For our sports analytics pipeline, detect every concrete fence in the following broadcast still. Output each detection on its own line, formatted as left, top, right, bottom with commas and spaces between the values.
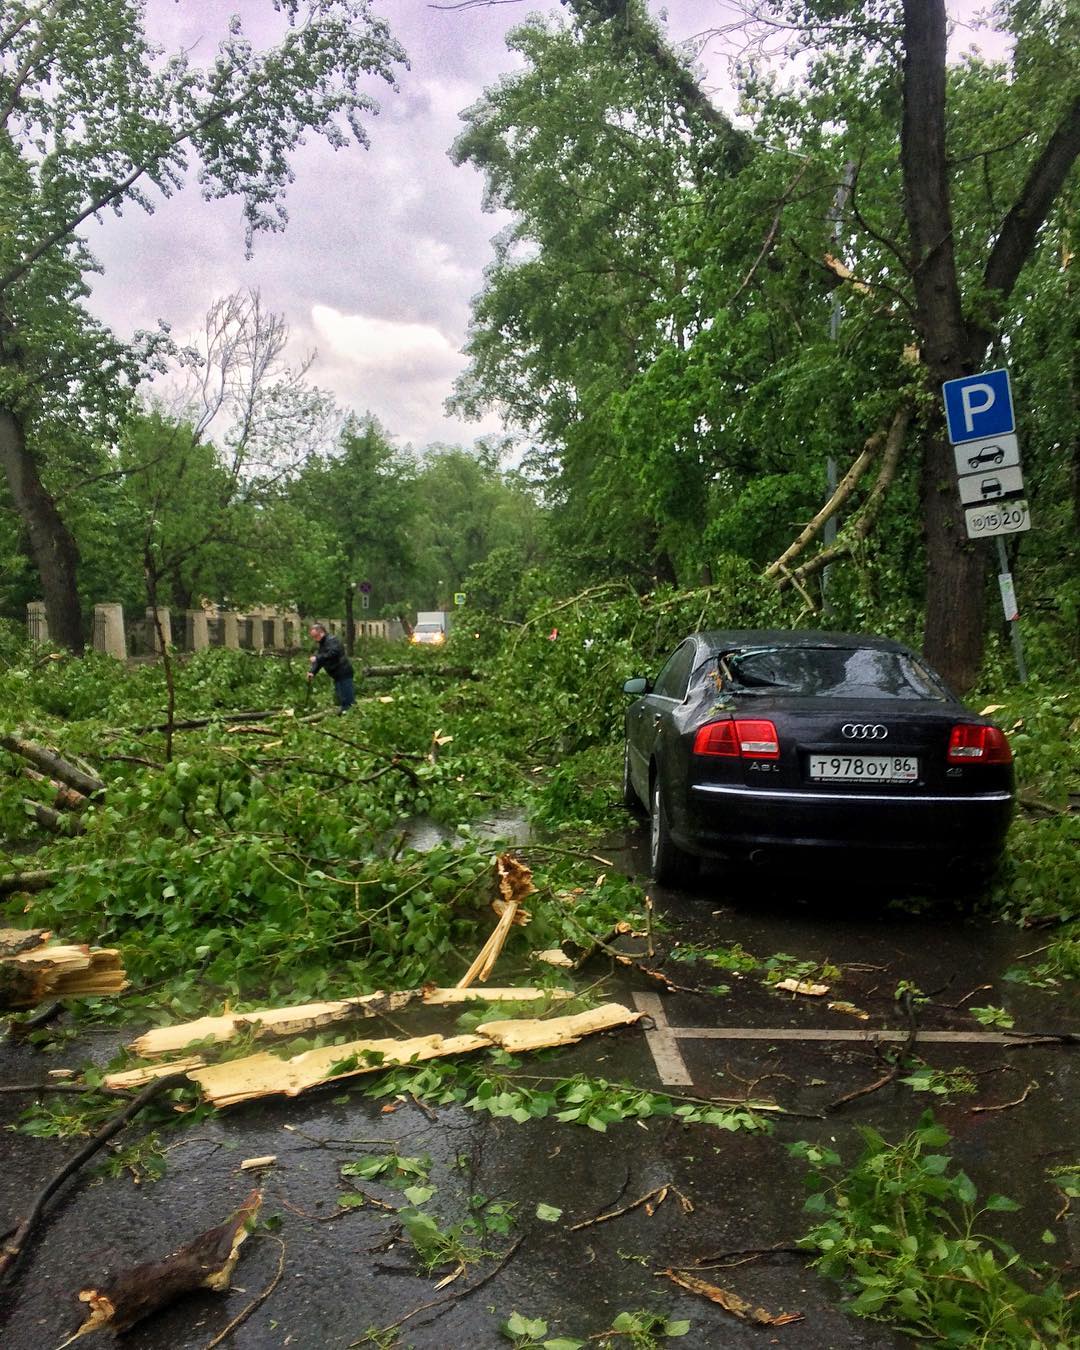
27, 601, 403, 658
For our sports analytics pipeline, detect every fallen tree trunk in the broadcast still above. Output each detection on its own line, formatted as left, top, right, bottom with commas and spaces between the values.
0, 927, 51, 956
0, 941, 126, 1009
69, 1191, 262, 1340
21, 767, 87, 811
21, 796, 86, 836
0, 734, 104, 796
0, 868, 62, 896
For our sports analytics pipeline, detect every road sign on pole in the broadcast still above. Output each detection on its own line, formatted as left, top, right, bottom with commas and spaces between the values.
942, 368, 1015, 444
943, 368, 1028, 683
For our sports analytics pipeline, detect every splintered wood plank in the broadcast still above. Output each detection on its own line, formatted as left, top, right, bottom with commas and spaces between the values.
128, 987, 572, 1058
103, 1057, 207, 1090
189, 1034, 490, 1108
476, 1003, 641, 1053
126, 991, 419, 1058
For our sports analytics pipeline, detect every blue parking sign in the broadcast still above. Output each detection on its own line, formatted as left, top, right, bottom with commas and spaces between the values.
942, 368, 1015, 444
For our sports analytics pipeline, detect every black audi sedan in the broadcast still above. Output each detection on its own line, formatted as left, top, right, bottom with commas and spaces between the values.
621, 631, 1014, 883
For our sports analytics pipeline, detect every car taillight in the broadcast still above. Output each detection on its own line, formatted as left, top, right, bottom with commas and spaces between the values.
694, 718, 780, 759
947, 724, 1012, 764
693, 721, 739, 756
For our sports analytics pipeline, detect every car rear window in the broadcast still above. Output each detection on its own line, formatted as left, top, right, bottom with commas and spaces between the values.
721, 646, 946, 700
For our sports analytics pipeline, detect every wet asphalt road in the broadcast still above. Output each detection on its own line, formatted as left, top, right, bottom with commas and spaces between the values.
1, 822, 1076, 1349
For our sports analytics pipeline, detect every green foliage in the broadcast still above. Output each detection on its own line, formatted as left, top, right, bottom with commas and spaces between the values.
501, 1309, 688, 1350
898, 1066, 977, 1098
340, 1153, 431, 1188
365, 1061, 770, 1137
670, 941, 760, 974
792, 1114, 1076, 1345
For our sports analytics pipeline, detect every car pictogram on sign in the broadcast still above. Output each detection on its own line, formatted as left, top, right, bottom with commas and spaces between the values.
968, 444, 1006, 469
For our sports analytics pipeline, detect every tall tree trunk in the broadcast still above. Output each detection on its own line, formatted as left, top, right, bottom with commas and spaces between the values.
921, 430, 987, 692
901, 0, 984, 691
0, 406, 84, 653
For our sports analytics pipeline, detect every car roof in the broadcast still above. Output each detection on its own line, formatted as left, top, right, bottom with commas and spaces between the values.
694, 629, 916, 656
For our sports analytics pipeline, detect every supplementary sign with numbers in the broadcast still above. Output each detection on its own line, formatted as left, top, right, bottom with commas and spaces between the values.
965, 498, 1030, 539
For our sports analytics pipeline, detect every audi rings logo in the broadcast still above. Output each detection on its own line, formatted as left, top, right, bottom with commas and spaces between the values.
841, 723, 888, 740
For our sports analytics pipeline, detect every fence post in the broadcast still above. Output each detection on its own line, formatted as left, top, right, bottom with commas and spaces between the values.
187, 610, 209, 652
220, 611, 241, 649
26, 601, 49, 644
93, 604, 127, 659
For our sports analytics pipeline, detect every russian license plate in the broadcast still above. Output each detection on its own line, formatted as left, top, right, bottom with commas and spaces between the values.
809, 755, 919, 783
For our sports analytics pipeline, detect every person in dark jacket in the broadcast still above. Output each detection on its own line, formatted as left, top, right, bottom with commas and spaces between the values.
306, 622, 355, 712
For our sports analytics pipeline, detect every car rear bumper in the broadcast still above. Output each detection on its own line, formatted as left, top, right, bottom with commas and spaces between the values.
678, 782, 1013, 859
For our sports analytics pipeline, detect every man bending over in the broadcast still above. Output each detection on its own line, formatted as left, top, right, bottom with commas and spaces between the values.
306, 622, 355, 712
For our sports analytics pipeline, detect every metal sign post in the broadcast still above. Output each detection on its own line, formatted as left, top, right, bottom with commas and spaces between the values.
941, 368, 1029, 683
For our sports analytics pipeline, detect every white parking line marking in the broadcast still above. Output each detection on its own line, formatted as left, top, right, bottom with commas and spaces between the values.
634, 997, 1053, 1087
670, 1028, 1048, 1044
632, 992, 692, 1085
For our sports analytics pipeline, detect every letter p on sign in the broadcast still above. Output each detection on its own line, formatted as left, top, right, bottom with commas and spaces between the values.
942, 368, 1015, 444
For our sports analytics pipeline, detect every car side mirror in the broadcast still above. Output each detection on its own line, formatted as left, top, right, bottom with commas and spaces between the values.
623, 676, 651, 695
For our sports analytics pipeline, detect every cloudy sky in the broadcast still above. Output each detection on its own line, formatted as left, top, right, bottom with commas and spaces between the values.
82, 1, 999, 454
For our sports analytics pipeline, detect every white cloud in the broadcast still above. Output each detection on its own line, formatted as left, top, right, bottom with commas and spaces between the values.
311, 305, 460, 381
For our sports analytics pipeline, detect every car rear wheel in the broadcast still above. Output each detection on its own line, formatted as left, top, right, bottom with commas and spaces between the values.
649, 776, 694, 885
622, 740, 644, 814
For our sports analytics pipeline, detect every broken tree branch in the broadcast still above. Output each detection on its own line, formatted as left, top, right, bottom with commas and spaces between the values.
357, 1236, 523, 1343
200, 1233, 285, 1350
20, 796, 86, 836
0, 734, 104, 796
1, 941, 126, 1010
662, 1268, 803, 1325
779, 400, 913, 590
21, 767, 86, 811
570, 1183, 692, 1231
0, 1071, 190, 1284
971, 1081, 1037, 1113
763, 436, 880, 579
66, 1191, 263, 1342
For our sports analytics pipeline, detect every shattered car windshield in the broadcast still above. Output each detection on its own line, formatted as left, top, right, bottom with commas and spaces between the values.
720, 646, 947, 700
